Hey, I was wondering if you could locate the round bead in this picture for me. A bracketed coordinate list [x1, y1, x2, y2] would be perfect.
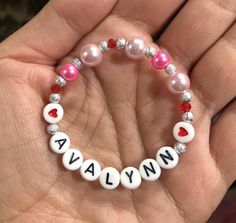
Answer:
[120, 167, 142, 190]
[49, 132, 70, 154]
[55, 75, 67, 87]
[180, 91, 192, 102]
[182, 112, 194, 122]
[167, 72, 190, 94]
[173, 121, 195, 143]
[156, 146, 179, 169]
[51, 84, 61, 93]
[49, 93, 61, 104]
[62, 148, 83, 171]
[125, 38, 146, 60]
[59, 64, 79, 81]
[73, 58, 83, 69]
[99, 167, 120, 190]
[174, 142, 186, 154]
[47, 124, 59, 135]
[80, 159, 101, 181]
[80, 44, 102, 67]
[107, 39, 117, 48]
[43, 103, 64, 124]
[116, 38, 127, 49]
[145, 47, 156, 58]
[139, 159, 161, 181]
[164, 63, 176, 75]
[180, 102, 192, 112]
[151, 51, 170, 70]
[98, 41, 109, 52]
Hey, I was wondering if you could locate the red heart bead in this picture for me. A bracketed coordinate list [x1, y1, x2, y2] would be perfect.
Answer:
[178, 127, 188, 137]
[48, 108, 58, 118]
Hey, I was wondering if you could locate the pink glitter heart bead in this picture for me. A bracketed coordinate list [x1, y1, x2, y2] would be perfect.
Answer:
[151, 51, 170, 70]
[59, 64, 79, 81]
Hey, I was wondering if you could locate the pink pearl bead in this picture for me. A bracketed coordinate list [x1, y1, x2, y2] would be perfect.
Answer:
[59, 64, 78, 81]
[125, 38, 146, 60]
[151, 51, 170, 70]
[80, 44, 102, 67]
[167, 72, 190, 94]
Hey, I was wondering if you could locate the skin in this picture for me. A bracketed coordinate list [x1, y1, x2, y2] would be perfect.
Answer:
[0, 0, 236, 222]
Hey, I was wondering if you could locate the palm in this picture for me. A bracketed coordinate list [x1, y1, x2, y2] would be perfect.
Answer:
[0, 0, 236, 222]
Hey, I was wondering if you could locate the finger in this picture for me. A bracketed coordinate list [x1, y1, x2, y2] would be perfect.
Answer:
[191, 22, 236, 116]
[210, 100, 236, 187]
[112, 0, 186, 35]
[157, 0, 236, 69]
[0, 0, 117, 64]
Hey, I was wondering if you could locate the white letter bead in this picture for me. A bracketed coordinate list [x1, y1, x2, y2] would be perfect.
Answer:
[99, 167, 120, 190]
[156, 146, 179, 169]
[139, 159, 161, 181]
[43, 103, 64, 124]
[120, 167, 142, 190]
[80, 159, 101, 181]
[173, 121, 195, 143]
[62, 148, 83, 171]
[49, 132, 70, 154]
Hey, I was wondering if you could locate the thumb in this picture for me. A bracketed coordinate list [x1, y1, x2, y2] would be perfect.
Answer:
[0, 0, 117, 65]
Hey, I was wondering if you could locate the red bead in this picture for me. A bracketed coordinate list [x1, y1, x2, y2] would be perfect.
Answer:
[51, 84, 61, 93]
[180, 102, 192, 112]
[108, 39, 116, 48]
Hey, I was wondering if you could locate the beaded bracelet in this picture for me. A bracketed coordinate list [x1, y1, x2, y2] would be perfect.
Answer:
[43, 37, 195, 190]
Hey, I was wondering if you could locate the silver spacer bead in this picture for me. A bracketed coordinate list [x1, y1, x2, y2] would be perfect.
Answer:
[174, 142, 186, 154]
[98, 41, 109, 52]
[116, 38, 127, 49]
[180, 91, 192, 102]
[49, 93, 61, 103]
[164, 63, 176, 75]
[73, 58, 83, 69]
[182, 112, 194, 122]
[145, 47, 156, 58]
[47, 124, 59, 135]
[55, 75, 67, 87]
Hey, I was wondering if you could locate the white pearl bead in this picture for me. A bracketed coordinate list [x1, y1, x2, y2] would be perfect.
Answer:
[139, 159, 161, 181]
[120, 167, 141, 189]
[62, 148, 83, 171]
[99, 167, 120, 190]
[49, 132, 70, 154]
[125, 38, 146, 60]
[80, 159, 101, 181]
[156, 146, 179, 169]
[173, 121, 195, 143]
[43, 103, 64, 124]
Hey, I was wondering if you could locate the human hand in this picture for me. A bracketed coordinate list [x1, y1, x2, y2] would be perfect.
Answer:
[0, 0, 235, 222]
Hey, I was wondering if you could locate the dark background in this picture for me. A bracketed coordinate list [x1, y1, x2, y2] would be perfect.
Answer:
[0, 0, 235, 222]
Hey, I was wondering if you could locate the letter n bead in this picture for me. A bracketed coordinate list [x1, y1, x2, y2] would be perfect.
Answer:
[156, 146, 179, 169]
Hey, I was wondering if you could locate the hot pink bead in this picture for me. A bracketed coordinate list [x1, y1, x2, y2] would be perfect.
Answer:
[167, 72, 190, 94]
[151, 51, 170, 70]
[125, 38, 146, 60]
[59, 64, 78, 81]
[80, 44, 102, 67]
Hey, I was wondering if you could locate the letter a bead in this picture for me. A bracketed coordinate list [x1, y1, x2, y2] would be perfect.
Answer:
[49, 132, 70, 154]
